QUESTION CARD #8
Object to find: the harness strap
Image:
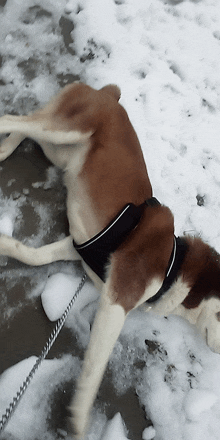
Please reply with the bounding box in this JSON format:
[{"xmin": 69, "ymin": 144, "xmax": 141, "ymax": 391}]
[{"xmin": 146, "ymin": 236, "xmax": 189, "ymax": 304}]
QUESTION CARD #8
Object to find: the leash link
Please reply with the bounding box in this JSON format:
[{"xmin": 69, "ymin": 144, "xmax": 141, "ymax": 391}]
[{"xmin": 0, "ymin": 272, "xmax": 87, "ymax": 435}]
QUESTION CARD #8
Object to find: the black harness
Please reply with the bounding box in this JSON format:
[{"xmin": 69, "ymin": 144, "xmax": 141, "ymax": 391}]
[{"xmin": 73, "ymin": 197, "xmax": 188, "ymax": 304}]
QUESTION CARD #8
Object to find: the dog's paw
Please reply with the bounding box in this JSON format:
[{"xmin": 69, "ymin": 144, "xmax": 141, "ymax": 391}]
[
  {"xmin": 0, "ymin": 136, "xmax": 15, "ymax": 161},
  {"xmin": 0, "ymin": 133, "xmax": 24, "ymax": 161},
  {"xmin": 67, "ymin": 405, "xmax": 88, "ymax": 440},
  {"xmin": 0, "ymin": 234, "xmax": 11, "ymax": 265},
  {"xmin": 0, "ymin": 135, "xmax": 10, "ymax": 160},
  {"xmin": 0, "ymin": 233, "xmax": 13, "ymax": 254},
  {"xmin": 67, "ymin": 416, "xmax": 85, "ymax": 440}
]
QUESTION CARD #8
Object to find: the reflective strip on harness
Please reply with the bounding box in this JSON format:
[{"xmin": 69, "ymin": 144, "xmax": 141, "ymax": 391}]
[
  {"xmin": 73, "ymin": 197, "xmax": 160, "ymax": 281},
  {"xmin": 146, "ymin": 236, "xmax": 189, "ymax": 304}
]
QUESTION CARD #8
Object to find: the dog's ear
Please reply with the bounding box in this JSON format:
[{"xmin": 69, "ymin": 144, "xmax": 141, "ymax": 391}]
[{"xmin": 100, "ymin": 84, "xmax": 121, "ymax": 101}]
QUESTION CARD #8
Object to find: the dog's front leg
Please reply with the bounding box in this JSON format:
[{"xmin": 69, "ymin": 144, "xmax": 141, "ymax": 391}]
[
  {"xmin": 0, "ymin": 234, "xmax": 80, "ymax": 265},
  {"xmin": 70, "ymin": 282, "xmax": 126, "ymax": 438}
]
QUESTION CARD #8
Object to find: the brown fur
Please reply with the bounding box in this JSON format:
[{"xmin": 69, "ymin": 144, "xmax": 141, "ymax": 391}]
[
  {"xmin": 110, "ymin": 206, "xmax": 174, "ymax": 312},
  {"xmin": 182, "ymin": 236, "xmax": 220, "ymax": 309}
]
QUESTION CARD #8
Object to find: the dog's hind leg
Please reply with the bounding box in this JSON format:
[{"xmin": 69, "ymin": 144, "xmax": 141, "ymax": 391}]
[
  {"xmin": 0, "ymin": 234, "xmax": 79, "ymax": 265},
  {"xmin": 70, "ymin": 281, "xmax": 126, "ymax": 438},
  {"xmin": 196, "ymin": 298, "xmax": 220, "ymax": 353},
  {"xmin": 0, "ymin": 114, "xmax": 93, "ymax": 147},
  {"xmin": 0, "ymin": 133, "xmax": 25, "ymax": 161}
]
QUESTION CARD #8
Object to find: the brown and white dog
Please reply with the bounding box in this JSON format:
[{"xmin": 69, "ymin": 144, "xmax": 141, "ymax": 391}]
[{"xmin": 0, "ymin": 82, "xmax": 220, "ymax": 438}]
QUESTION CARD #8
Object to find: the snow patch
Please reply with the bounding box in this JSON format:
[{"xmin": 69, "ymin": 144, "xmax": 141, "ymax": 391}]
[
  {"xmin": 184, "ymin": 389, "xmax": 219, "ymax": 422},
  {"xmin": 0, "ymin": 214, "xmax": 14, "ymax": 236},
  {"xmin": 41, "ymin": 272, "xmax": 80, "ymax": 321},
  {"xmin": 101, "ymin": 413, "xmax": 128, "ymax": 440}
]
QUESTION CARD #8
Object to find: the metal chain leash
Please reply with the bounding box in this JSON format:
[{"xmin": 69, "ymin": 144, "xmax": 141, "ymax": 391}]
[{"xmin": 0, "ymin": 272, "xmax": 87, "ymax": 435}]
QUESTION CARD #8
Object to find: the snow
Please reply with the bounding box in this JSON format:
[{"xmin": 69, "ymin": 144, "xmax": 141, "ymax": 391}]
[
  {"xmin": 183, "ymin": 389, "xmax": 218, "ymax": 421},
  {"xmin": 1, "ymin": 0, "xmax": 220, "ymax": 439},
  {"xmin": 41, "ymin": 272, "xmax": 81, "ymax": 321},
  {"xmin": 142, "ymin": 426, "xmax": 156, "ymax": 440},
  {"xmin": 101, "ymin": 413, "xmax": 128, "ymax": 440},
  {"xmin": 0, "ymin": 355, "xmax": 81, "ymax": 440},
  {"xmin": 41, "ymin": 272, "xmax": 99, "ymax": 347},
  {"xmin": 0, "ymin": 213, "xmax": 13, "ymax": 236}
]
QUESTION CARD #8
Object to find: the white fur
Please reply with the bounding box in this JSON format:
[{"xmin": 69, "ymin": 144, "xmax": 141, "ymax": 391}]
[
  {"xmin": 145, "ymin": 277, "xmax": 190, "ymax": 316},
  {"xmin": 0, "ymin": 117, "xmax": 93, "ymax": 145},
  {"xmin": 135, "ymin": 278, "xmax": 163, "ymax": 308},
  {"xmin": 0, "ymin": 234, "xmax": 78, "ymax": 265},
  {"xmin": 70, "ymin": 286, "xmax": 126, "ymax": 437}
]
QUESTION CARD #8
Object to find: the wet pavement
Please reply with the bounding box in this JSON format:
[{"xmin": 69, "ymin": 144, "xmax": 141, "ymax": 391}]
[
  {"xmin": 0, "ymin": 2, "xmax": 150, "ymax": 436},
  {"xmin": 0, "ymin": 140, "xmax": 149, "ymax": 439}
]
